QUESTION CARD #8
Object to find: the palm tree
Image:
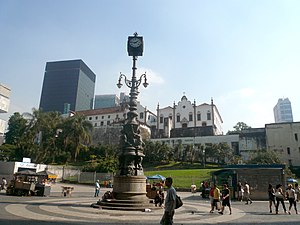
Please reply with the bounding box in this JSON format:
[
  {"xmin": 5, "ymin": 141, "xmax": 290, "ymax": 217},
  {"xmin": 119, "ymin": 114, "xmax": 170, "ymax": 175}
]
[
  {"xmin": 23, "ymin": 108, "xmax": 63, "ymax": 163},
  {"xmin": 62, "ymin": 114, "xmax": 93, "ymax": 162}
]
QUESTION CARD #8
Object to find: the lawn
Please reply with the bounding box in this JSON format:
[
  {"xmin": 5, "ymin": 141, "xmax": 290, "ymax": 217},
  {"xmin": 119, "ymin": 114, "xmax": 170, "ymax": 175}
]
[{"xmin": 144, "ymin": 168, "xmax": 219, "ymax": 189}]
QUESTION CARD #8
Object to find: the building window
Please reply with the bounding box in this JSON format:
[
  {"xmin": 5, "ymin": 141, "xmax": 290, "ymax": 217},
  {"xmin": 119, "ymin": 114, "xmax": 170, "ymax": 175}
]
[
  {"xmin": 160, "ymin": 116, "xmax": 163, "ymax": 124},
  {"xmin": 94, "ymin": 123, "xmax": 97, "ymax": 127},
  {"xmin": 189, "ymin": 113, "xmax": 193, "ymax": 121},
  {"xmin": 207, "ymin": 112, "xmax": 211, "ymax": 120},
  {"xmin": 177, "ymin": 114, "xmax": 180, "ymax": 122},
  {"xmin": 95, "ymin": 116, "xmax": 98, "ymax": 120},
  {"xmin": 295, "ymin": 133, "xmax": 298, "ymax": 141},
  {"xmin": 89, "ymin": 117, "xmax": 92, "ymax": 120},
  {"xmin": 164, "ymin": 118, "xmax": 169, "ymax": 126},
  {"xmin": 197, "ymin": 113, "xmax": 201, "ymax": 121},
  {"xmin": 107, "ymin": 121, "xmax": 110, "ymax": 125},
  {"xmin": 202, "ymin": 122, "xmax": 207, "ymax": 126},
  {"xmin": 288, "ymin": 159, "xmax": 293, "ymax": 166},
  {"xmin": 100, "ymin": 121, "xmax": 104, "ymax": 126},
  {"xmin": 108, "ymin": 115, "xmax": 111, "ymax": 119},
  {"xmin": 140, "ymin": 112, "xmax": 144, "ymax": 119},
  {"xmin": 102, "ymin": 116, "xmax": 104, "ymax": 119},
  {"xmin": 287, "ymin": 147, "xmax": 291, "ymax": 155}
]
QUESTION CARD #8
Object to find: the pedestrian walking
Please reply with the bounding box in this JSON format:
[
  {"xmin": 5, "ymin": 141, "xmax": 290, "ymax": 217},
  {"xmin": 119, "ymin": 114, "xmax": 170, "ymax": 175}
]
[
  {"xmin": 210, "ymin": 184, "xmax": 221, "ymax": 213},
  {"xmin": 286, "ymin": 184, "xmax": 298, "ymax": 214},
  {"xmin": 295, "ymin": 183, "xmax": 300, "ymax": 202},
  {"xmin": 94, "ymin": 180, "xmax": 100, "ymax": 197},
  {"xmin": 160, "ymin": 177, "xmax": 176, "ymax": 225},
  {"xmin": 244, "ymin": 182, "xmax": 252, "ymax": 204},
  {"xmin": 237, "ymin": 182, "xmax": 244, "ymax": 202},
  {"xmin": 275, "ymin": 184, "xmax": 287, "ymax": 214},
  {"xmin": 218, "ymin": 184, "xmax": 232, "ymax": 215},
  {"xmin": 209, "ymin": 183, "xmax": 215, "ymax": 212},
  {"xmin": 268, "ymin": 183, "xmax": 276, "ymax": 213},
  {"xmin": 1, "ymin": 177, "xmax": 7, "ymax": 191}
]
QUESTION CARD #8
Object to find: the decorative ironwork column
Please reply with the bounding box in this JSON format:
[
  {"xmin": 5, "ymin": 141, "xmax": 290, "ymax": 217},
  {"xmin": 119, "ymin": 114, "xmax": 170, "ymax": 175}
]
[{"xmin": 117, "ymin": 55, "xmax": 148, "ymax": 176}]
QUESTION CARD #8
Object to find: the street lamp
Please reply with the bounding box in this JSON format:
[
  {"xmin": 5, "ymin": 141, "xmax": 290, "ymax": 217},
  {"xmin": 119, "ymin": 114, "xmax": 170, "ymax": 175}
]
[
  {"xmin": 203, "ymin": 148, "xmax": 206, "ymax": 168},
  {"xmin": 94, "ymin": 33, "xmax": 152, "ymax": 210},
  {"xmin": 116, "ymin": 33, "xmax": 148, "ymax": 176}
]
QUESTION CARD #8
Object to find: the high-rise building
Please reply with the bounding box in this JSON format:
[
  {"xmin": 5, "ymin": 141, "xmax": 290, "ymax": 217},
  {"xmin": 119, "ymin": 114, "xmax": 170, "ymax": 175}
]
[
  {"xmin": 273, "ymin": 98, "xmax": 293, "ymax": 123},
  {"xmin": 39, "ymin": 59, "xmax": 96, "ymax": 114},
  {"xmin": 94, "ymin": 94, "xmax": 120, "ymax": 109}
]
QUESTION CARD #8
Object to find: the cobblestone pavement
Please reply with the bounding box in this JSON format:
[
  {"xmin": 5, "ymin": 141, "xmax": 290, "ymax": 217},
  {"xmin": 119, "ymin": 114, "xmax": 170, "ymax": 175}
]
[{"xmin": 0, "ymin": 183, "xmax": 300, "ymax": 225}]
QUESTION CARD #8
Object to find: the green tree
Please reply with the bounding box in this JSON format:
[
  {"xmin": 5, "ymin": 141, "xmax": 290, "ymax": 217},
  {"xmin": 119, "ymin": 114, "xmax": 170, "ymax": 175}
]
[
  {"xmin": 247, "ymin": 149, "xmax": 282, "ymax": 164},
  {"xmin": 62, "ymin": 114, "xmax": 93, "ymax": 162},
  {"xmin": 5, "ymin": 112, "xmax": 27, "ymax": 145},
  {"xmin": 143, "ymin": 141, "xmax": 171, "ymax": 165},
  {"xmin": 227, "ymin": 122, "xmax": 251, "ymax": 134},
  {"xmin": 23, "ymin": 109, "xmax": 63, "ymax": 163},
  {"xmin": 204, "ymin": 143, "xmax": 233, "ymax": 166},
  {"xmin": 0, "ymin": 144, "xmax": 17, "ymax": 161}
]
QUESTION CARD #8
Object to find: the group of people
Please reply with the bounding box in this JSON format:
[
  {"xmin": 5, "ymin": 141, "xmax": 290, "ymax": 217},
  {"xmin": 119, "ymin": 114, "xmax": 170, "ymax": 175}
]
[
  {"xmin": 237, "ymin": 181, "xmax": 253, "ymax": 204},
  {"xmin": 209, "ymin": 183, "xmax": 232, "ymax": 215},
  {"xmin": 268, "ymin": 183, "xmax": 300, "ymax": 214}
]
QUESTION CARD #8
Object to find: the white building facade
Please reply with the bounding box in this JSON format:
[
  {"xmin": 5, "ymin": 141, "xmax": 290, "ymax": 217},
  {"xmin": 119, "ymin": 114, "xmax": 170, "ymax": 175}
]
[
  {"xmin": 0, "ymin": 83, "xmax": 11, "ymax": 143},
  {"xmin": 156, "ymin": 95, "xmax": 223, "ymax": 138}
]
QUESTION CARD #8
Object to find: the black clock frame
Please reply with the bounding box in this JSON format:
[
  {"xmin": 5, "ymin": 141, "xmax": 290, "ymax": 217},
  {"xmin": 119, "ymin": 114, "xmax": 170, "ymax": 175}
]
[{"xmin": 127, "ymin": 36, "xmax": 143, "ymax": 56}]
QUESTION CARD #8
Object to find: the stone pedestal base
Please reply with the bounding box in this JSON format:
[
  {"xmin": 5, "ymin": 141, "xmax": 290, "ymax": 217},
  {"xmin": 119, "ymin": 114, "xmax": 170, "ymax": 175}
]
[{"xmin": 96, "ymin": 175, "xmax": 156, "ymax": 211}]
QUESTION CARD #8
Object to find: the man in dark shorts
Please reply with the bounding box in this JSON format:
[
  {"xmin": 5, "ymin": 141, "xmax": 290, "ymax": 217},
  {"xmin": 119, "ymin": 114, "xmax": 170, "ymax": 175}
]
[{"xmin": 219, "ymin": 184, "xmax": 232, "ymax": 215}]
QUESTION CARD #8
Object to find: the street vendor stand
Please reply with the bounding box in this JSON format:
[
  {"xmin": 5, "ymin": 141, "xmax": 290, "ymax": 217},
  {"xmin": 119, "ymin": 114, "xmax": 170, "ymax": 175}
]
[
  {"xmin": 6, "ymin": 170, "xmax": 52, "ymax": 196},
  {"xmin": 146, "ymin": 174, "xmax": 165, "ymax": 199}
]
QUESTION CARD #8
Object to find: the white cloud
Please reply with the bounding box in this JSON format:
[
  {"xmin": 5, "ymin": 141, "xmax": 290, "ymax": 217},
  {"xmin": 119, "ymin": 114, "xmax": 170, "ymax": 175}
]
[{"xmin": 137, "ymin": 67, "xmax": 164, "ymax": 85}]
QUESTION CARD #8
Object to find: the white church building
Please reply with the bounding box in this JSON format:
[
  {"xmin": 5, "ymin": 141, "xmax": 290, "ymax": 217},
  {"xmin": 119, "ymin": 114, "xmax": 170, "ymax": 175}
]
[{"xmin": 155, "ymin": 94, "xmax": 223, "ymax": 138}]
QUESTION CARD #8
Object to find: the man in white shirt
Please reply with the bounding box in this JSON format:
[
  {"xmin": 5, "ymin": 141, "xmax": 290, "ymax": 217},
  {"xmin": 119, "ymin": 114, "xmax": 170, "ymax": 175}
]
[
  {"xmin": 160, "ymin": 177, "xmax": 176, "ymax": 225},
  {"xmin": 94, "ymin": 180, "xmax": 100, "ymax": 197},
  {"xmin": 244, "ymin": 182, "xmax": 252, "ymax": 204}
]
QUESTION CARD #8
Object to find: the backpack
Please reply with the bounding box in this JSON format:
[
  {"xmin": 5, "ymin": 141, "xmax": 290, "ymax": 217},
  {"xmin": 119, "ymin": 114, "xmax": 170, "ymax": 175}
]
[{"xmin": 175, "ymin": 195, "xmax": 183, "ymax": 209}]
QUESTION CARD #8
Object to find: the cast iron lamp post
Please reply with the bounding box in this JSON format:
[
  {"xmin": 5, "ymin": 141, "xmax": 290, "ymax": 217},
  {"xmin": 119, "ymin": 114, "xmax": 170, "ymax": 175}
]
[
  {"xmin": 96, "ymin": 33, "xmax": 153, "ymax": 210},
  {"xmin": 116, "ymin": 68, "xmax": 148, "ymax": 176}
]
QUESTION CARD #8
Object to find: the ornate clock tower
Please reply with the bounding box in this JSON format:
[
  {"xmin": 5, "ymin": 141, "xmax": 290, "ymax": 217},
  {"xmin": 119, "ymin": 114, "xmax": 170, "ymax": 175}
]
[{"xmin": 95, "ymin": 33, "xmax": 153, "ymax": 211}]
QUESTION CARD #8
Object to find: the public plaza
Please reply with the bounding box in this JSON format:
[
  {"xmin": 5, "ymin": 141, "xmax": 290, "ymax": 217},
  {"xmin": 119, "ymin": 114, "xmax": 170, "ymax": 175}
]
[{"xmin": 0, "ymin": 183, "xmax": 299, "ymax": 225}]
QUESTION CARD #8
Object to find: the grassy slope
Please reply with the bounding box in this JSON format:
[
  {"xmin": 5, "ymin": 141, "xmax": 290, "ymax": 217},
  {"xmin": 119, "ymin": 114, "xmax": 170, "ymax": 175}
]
[{"xmin": 144, "ymin": 168, "xmax": 219, "ymax": 189}]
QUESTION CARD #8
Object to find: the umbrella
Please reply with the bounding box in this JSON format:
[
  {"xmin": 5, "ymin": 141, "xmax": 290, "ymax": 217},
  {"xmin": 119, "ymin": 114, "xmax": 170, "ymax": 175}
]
[
  {"xmin": 146, "ymin": 174, "xmax": 166, "ymax": 181},
  {"xmin": 287, "ymin": 178, "xmax": 298, "ymax": 183}
]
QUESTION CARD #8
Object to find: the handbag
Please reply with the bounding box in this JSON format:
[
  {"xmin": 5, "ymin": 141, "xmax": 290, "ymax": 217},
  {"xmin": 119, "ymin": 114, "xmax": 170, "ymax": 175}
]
[
  {"xmin": 275, "ymin": 191, "xmax": 283, "ymax": 198},
  {"xmin": 175, "ymin": 195, "xmax": 183, "ymax": 209}
]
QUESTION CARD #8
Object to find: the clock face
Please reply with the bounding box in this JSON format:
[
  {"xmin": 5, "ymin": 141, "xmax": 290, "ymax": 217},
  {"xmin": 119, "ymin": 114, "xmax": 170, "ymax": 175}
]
[{"xmin": 129, "ymin": 37, "xmax": 142, "ymax": 48}]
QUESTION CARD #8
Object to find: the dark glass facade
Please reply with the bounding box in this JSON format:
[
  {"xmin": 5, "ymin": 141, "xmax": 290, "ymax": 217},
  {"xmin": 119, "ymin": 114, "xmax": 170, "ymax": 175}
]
[{"xmin": 39, "ymin": 59, "xmax": 96, "ymax": 113}]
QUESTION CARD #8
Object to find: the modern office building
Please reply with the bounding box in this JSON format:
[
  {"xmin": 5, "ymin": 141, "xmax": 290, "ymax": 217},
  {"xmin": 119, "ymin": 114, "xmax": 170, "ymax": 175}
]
[
  {"xmin": 273, "ymin": 98, "xmax": 293, "ymax": 123},
  {"xmin": 94, "ymin": 94, "xmax": 120, "ymax": 109},
  {"xmin": 39, "ymin": 59, "xmax": 96, "ymax": 114},
  {"xmin": 0, "ymin": 83, "xmax": 11, "ymax": 143}
]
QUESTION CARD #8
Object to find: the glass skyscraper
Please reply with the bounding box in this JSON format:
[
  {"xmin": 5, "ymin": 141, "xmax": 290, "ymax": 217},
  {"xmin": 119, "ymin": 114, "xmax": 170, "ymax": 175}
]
[
  {"xmin": 273, "ymin": 98, "xmax": 293, "ymax": 123},
  {"xmin": 39, "ymin": 59, "xmax": 96, "ymax": 113}
]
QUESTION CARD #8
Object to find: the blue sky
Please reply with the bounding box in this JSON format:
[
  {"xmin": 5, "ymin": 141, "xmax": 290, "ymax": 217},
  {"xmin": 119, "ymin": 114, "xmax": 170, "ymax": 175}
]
[{"xmin": 1, "ymin": 0, "xmax": 299, "ymax": 133}]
